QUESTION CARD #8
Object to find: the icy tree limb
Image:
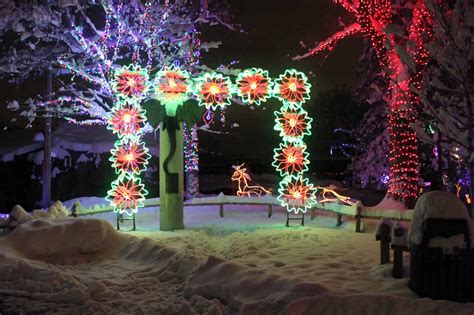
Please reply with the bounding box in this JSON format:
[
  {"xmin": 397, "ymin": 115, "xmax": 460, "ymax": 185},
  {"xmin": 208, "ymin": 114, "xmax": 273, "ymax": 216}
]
[{"xmin": 293, "ymin": 23, "xmax": 362, "ymax": 60}]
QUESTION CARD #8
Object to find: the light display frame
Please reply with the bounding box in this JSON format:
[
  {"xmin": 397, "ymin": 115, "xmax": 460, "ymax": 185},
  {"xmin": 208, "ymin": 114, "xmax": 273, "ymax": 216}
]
[{"xmin": 106, "ymin": 65, "xmax": 316, "ymax": 215}]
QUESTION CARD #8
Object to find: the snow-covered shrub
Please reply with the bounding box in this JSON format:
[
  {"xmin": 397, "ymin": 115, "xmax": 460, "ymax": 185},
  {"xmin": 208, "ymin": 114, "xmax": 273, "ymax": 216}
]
[
  {"xmin": 8, "ymin": 201, "xmax": 69, "ymax": 229},
  {"xmin": 408, "ymin": 191, "xmax": 473, "ymax": 252}
]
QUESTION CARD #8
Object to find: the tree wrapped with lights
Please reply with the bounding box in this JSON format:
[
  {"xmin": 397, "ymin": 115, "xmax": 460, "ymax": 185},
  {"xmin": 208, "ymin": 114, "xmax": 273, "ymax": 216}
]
[
  {"xmin": 183, "ymin": 122, "xmax": 200, "ymax": 199},
  {"xmin": 295, "ymin": 0, "xmax": 433, "ymax": 207},
  {"xmin": 1, "ymin": 1, "xmax": 233, "ymax": 207},
  {"xmin": 54, "ymin": 1, "xmax": 203, "ymax": 125},
  {"xmin": 407, "ymin": 0, "xmax": 474, "ymax": 214}
]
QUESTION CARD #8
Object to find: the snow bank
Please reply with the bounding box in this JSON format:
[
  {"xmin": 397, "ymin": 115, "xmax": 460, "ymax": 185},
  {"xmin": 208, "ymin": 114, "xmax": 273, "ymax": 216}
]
[
  {"xmin": 186, "ymin": 255, "xmax": 329, "ymax": 313},
  {"xmin": 372, "ymin": 195, "xmax": 407, "ymax": 211},
  {"xmin": 0, "ymin": 217, "xmax": 328, "ymax": 313},
  {"xmin": 408, "ymin": 191, "xmax": 473, "ymax": 250},
  {"xmin": 9, "ymin": 201, "xmax": 69, "ymax": 228},
  {"xmin": 285, "ymin": 294, "xmax": 474, "ymax": 315},
  {"xmin": 1, "ymin": 218, "xmax": 125, "ymax": 264},
  {"xmin": 1, "ymin": 213, "xmax": 472, "ymax": 313}
]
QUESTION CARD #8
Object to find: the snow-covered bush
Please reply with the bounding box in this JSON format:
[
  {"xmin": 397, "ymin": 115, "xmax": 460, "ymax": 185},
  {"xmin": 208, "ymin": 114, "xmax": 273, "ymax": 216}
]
[
  {"xmin": 8, "ymin": 201, "xmax": 69, "ymax": 229},
  {"xmin": 408, "ymin": 191, "xmax": 473, "ymax": 252}
]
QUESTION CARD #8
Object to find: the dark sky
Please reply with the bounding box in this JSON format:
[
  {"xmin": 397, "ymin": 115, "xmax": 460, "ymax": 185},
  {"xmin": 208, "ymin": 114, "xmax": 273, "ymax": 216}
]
[
  {"xmin": 203, "ymin": 0, "xmax": 364, "ymax": 95},
  {"xmin": 199, "ymin": 0, "xmax": 365, "ymax": 173}
]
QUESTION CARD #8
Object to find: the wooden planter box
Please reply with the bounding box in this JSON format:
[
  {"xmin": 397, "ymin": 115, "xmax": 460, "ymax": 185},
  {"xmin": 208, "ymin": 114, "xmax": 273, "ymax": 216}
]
[
  {"xmin": 408, "ymin": 248, "xmax": 473, "ymax": 302},
  {"xmin": 408, "ymin": 218, "xmax": 473, "ymax": 302}
]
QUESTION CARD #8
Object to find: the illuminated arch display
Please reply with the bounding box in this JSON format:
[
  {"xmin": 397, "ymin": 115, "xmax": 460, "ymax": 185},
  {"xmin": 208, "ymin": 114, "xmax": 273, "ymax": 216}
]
[
  {"xmin": 108, "ymin": 65, "xmax": 316, "ymax": 215},
  {"xmin": 107, "ymin": 65, "xmax": 150, "ymax": 215}
]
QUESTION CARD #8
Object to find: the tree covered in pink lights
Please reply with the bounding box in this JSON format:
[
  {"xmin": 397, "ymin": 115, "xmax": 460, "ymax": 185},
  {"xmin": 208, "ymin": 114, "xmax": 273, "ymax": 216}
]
[
  {"xmin": 296, "ymin": 0, "xmax": 434, "ymax": 206},
  {"xmin": 408, "ymin": 0, "xmax": 474, "ymax": 213},
  {"xmin": 0, "ymin": 0, "xmax": 230, "ymax": 125}
]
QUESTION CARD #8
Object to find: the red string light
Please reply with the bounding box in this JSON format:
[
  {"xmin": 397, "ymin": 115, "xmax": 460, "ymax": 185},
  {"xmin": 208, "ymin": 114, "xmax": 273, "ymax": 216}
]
[{"xmin": 301, "ymin": 0, "xmax": 433, "ymax": 204}]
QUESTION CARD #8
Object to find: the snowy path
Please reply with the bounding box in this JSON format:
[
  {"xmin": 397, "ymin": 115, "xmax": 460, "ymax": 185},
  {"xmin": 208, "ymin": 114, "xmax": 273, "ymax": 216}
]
[{"xmin": 0, "ymin": 206, "xmax": 473, "ymax": 314}]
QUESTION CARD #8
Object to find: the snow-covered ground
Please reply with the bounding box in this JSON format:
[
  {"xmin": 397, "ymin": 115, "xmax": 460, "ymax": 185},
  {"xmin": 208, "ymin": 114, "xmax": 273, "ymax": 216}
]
[{"xmin": 1, "ymin": 205, "xmax": 472, "ymax": 314}]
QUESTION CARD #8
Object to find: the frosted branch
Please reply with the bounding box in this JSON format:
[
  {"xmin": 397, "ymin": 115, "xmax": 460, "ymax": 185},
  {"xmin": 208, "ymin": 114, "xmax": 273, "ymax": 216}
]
[{"xmin": 293, "ymin": 23, "xmax": 361, "ymax": 60}]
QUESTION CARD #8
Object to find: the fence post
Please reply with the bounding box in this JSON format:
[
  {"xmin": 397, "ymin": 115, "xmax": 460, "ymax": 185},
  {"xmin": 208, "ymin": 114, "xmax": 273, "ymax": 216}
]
[
  {"xmin": 355, "ymin": 205, "xmax": 362, "ymax": 233},
  {"xmin": 392, "ymin": 226, "xmax": 406, "ymax": 278},
  {"xmin": 219, "ymin": 204, "xmax": 224, "ymax": 218},
  {"xmin": 377, "ymin": 222, "xmax": 391, "ymax": 264}
]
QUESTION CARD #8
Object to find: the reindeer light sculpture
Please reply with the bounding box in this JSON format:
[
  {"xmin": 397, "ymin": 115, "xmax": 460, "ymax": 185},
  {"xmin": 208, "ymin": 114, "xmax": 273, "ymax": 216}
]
[
  {"xmin": 232, "ymin": 164, "xmax": 272, "ymax": 197},
  {"xmin": 316, "ymin": 186, "xmax": 355, "ymax": 206}
]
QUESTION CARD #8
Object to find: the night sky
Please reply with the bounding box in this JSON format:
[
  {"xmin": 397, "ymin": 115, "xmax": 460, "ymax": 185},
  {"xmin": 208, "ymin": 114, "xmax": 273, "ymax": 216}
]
[{"xmin": 204, "ymin": 0, "xmax": 364, "ymax": 94}]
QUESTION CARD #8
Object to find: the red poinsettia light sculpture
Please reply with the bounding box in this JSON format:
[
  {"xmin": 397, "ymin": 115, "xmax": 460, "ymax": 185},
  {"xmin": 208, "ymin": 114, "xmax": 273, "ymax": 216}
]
[
  {"xmin": 274, "ymin": 108, "xmax": 312, "ymax": 143},
  {"xmin": 274, "ymin": 69, "xmax": 311, "ymax": 107},
  {"xmin": 108, "ymin": 102, "xmax": 146, "ymax": 138},
  {"xmin": 154, "ymin": 66, "xmax": 191, "ymax": 113},
  {"xmin": 110, "ymin": 141, "xmax": 150, "ymax": 175},
  {"xmin": 278, "ymin": 176, "xmax": 316, "ymax": 213},
  {"xmin": 194, "ymin": 73, "xmax": 232, "ymax": 109},
  {"xmin": 236, "ymin": 68, "xmax": 273, "ymax": 105},
  {"xmin": 273, "ymin": 143, "xmax": 309, "ymax": 177},
  {"xmin": 113, "ymin": 65, "xmax": 149, "ymax": 99},
  {"xmin": 107, "ymin": 176, "xmax": 147, "ymax": 214}
]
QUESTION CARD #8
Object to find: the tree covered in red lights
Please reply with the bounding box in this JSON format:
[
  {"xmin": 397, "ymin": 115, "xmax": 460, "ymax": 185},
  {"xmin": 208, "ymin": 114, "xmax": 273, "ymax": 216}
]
[
  {"xmin": 406, "ymin": 0, "xmax": 474, "ymax": 214},
  {"xmin": 296, "ymin": 0, "xmax": 433, "ymax": 206}
]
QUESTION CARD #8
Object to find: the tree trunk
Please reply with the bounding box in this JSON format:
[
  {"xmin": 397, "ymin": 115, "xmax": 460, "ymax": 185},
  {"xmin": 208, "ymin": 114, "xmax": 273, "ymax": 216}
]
[
  {"xmin": 42, "ymin": 68, "xmax": 53, "ymax": 209},
  {"xmin": 184, "ymin": 123, "xmax": 199, "ymax": 199},
  {"xmin": 436, "ymin": 131, "xmax": 444, "ymax": 191},
  {"xmin": 185, "ymin": 170, "xmax": 199, "ymax": 199},
  {"xmin": 468, "ymin": 162, "xmax": 474, "ymax": 218},
  {"xmin": 466, "ymin": 84, "xmax": 473, "ymax": 218},
  {"xmin": 159, "ymin": 123, "xmax": 184, "ymax": 230}
]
